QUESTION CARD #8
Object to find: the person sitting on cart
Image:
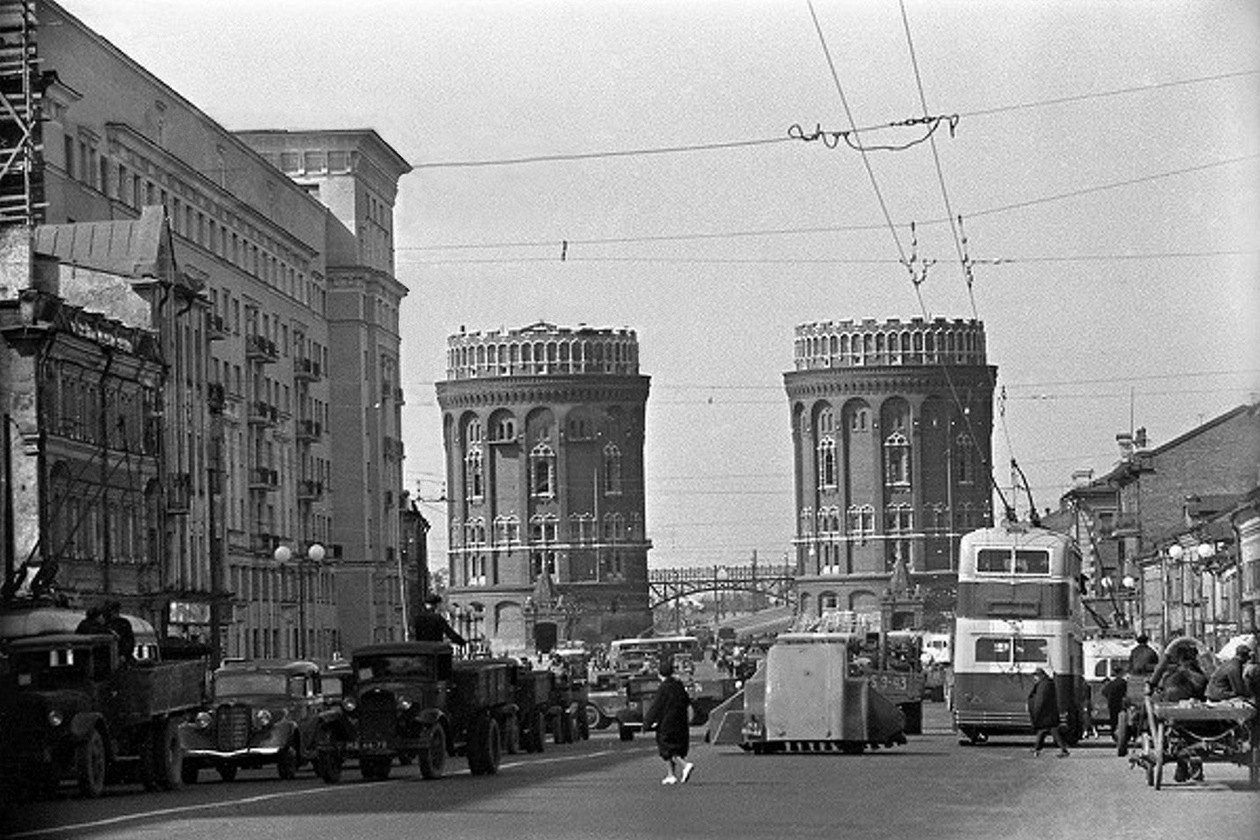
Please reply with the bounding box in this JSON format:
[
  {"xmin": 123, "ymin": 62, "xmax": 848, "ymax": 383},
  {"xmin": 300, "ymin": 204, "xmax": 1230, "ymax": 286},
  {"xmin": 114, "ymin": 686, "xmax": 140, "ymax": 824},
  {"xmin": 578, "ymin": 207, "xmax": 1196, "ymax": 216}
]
[
  {"xmin": 1147, "ymin": 638, "xmax": 1208, "ymax": 702},
  {"xmin": 1206, "ymin": 644, "xmax": 1253, "ymax": 702},
  {"xmin": 1128, "ymin": 634, "xmax": 1159, "ymax": 675}
]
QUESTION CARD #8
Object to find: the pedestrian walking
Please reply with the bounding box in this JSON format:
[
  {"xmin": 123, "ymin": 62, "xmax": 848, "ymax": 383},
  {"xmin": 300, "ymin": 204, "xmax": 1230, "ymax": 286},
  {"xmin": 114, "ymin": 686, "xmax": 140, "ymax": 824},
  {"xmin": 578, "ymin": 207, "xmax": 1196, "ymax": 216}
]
[
  {"xmin": 1027, "ymin": 668, "xmax": 1069, "ymax": 757},
  {"xmin": 643, "ymin": 658, "xmax": 694, "ymax": 785}
]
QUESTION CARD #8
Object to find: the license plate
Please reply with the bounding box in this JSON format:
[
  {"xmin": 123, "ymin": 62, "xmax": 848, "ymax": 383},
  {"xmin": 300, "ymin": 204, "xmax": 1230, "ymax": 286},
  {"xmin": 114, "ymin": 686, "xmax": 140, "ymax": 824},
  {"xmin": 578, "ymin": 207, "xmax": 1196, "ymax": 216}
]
[
  {"xmin": 361, "ymin": 740, "xmax": 388, "ymax": 751},
  {"xmin": 873, "ymin": 675, "xmax": 907, "ymax": 692}
]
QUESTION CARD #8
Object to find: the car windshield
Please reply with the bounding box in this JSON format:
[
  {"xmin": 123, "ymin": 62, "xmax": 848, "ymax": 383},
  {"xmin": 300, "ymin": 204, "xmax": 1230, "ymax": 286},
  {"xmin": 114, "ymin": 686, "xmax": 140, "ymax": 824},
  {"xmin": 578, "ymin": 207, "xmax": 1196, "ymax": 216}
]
[
  {"xmin": 355, "ymin": 655, "xmax": 435, "ymax": 681},
  {"xmin": 215, "ymin": 672, "xmax": 289, "ymax": 698}
]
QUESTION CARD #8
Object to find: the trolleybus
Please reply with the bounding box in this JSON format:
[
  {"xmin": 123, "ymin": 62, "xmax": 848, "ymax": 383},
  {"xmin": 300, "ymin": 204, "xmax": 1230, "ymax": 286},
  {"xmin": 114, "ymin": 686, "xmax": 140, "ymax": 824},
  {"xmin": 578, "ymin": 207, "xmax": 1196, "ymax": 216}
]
[{"xmin": 951, "ymin": 521, "xmax": 1088, "ymax": 745}]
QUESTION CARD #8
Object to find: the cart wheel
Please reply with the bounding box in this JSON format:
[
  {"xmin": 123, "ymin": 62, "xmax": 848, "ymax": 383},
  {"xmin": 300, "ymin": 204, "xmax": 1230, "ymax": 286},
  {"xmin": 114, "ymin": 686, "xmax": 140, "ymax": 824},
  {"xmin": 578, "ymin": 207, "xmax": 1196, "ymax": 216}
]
[
  {"xmin": 1153, "ymin": 722, "xmax": 1165, "ymax": 790},
  {"xmin": 1249, "ymin": 732, "xmax": 1260, "ymax": 789},
  {"xmin": 1115, "ymin": 713, "xmax": 1129, "ymax": 757},
  {"xmin": 1141, "ymin": 731, "xmax": 1154, "ymax": 786}
]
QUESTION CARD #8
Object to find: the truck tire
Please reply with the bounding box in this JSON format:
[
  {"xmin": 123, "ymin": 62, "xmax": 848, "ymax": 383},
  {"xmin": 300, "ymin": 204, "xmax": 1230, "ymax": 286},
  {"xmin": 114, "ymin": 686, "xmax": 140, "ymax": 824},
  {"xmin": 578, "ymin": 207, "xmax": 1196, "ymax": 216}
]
[
  {"xmin": 504, "ymin": 715, "xmax": 522, "ymax": 755},
  {"xmin": 277, "ymin": 744, "xmax": 298, "ymax": 780},
  {"xmin": 76, "ymin": 728, "xmax": 107, "ymax": 798},
  {"xmin": 584, "ymin": 703, "xmax": 604, "ymax": 731},
  {"xmin": 618, "ymin": 723, "xmax": 634, "ymax": 742},
  {"xmin": 900, "ymin": 702, "xmax": 923, "ymax": 736},
  {"xmin": 181, "ymin": 763, "xmax": 199, "ymax": 785},
  {"xmin": 218, "ymin": 764, "xmax": 239, "ymax": 783},
  {"xmin": 553, "ymin": 710, "xmax": 570, "ymax": 745},
  {"xmin": 153, "ymin": 717, "xmax": 185, "ymax": 791},
  {"xmin": 469, "ymin": 715, "xmax": 502, "ymax": 776},
  {"xmin": 315, "ymin": 749, "xmax": 343, "ymax": 784},
  {"xmin": 419, "ymin": 726, "xmax": 447, "ymax": 780},
  {"xmin": 531, "ymin": 710, "xmax": 546, "ymax": 753}
]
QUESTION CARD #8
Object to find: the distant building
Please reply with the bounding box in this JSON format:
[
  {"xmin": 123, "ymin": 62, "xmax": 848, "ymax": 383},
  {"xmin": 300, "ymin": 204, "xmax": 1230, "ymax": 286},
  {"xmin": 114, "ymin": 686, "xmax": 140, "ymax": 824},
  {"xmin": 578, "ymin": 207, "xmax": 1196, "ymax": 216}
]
[
  {"xmin": 783, "ymin": 317, "xmax": 997, "ymax": 626},
  {"xmin": 2, "ymin": 1, "xmax": 413, "ymax": 658},
  {"xmin": 436, "ymin": 322, "xmax": 652, "ymax": 653}
]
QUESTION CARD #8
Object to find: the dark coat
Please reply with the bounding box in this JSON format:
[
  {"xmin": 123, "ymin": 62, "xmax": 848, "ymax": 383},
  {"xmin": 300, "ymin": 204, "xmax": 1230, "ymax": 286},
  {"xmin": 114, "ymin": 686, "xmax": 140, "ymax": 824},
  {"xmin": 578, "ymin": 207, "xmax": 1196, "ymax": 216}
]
[
  {"xmin": 1128, "ymin": 644, "xmax": 1159, "ymax": 675},
  {"xmin": 643, "ymin": 675, "xmax": 691, "ymax": 759},
  {"xmin": 412, "ymin": 610, "xmax": 465, "ymax": 644},
  {"xmin": 1205, "ymin": 657, "xmax": 1249, "ymax": 701},
  {"xmin": 1027, "ymin": 674, "xmax": 1060, "ymax": 731}
]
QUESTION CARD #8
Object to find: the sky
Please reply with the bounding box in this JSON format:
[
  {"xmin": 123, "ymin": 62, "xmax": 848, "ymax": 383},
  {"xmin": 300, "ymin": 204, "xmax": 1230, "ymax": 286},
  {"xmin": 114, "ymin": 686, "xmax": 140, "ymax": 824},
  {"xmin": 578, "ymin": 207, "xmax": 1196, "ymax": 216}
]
[{"xmin": 62, "ymin": 0, "xmax": 1260, "ymax": 574}]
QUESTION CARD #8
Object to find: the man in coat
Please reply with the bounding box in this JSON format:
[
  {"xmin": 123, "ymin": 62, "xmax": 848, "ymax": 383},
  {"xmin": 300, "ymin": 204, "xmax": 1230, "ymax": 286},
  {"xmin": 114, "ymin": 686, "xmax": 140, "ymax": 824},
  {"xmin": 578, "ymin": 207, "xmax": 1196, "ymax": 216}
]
[
  {"xmin": 1206, "ymin": 644, "xmax": 1253, "ymax": 701},
  {"xmin": 1128, "ymin": 634, "xmax": 1159, "ymax": 675},
  {"xmin": 1027, "ymin": 668, "xmax": 1069, "ymax": 757},
  {"xmin": 412, "ymin": 594, "xmax": 466, "ymax": 645},
  {"xmin": 643, "ymin": 657, "xmax": 694, "ymax": 785}
]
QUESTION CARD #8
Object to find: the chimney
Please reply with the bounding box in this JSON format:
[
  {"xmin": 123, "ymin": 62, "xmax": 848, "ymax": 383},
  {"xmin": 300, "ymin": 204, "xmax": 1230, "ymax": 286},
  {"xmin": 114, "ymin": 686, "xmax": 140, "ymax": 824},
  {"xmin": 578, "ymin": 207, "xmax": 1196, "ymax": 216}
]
[
  {"xmin": 1116, "ymin": 432, "xmax": 1134, "ymax": 460},
  {"xmin": 1134, "ymin": 427, "xmax": 1148, "ymax": 450},
  {"xmin": 1071, "ymin": 468, "xmax": 1094, "ymax": 488}
]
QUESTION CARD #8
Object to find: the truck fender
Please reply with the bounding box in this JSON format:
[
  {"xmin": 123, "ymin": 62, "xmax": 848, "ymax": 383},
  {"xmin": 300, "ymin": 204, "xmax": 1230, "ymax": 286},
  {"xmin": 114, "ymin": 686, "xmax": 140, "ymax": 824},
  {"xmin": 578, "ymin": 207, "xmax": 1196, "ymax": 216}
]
[
  {"xmin": 316, "ymin": 710, "xmax": 353, "ymax": 742},
  {"xmin": 69, "ymin": 711, "xmax": 106, "ymax": 743}
]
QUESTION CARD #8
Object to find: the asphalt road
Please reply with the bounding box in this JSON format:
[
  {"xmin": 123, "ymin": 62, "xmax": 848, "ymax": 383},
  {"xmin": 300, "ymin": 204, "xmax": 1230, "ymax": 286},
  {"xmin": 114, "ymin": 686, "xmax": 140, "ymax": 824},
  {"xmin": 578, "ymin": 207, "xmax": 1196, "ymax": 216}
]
[{"xmin": 3, "ymin": 703, "xmax": 1258, "ymax": 840}]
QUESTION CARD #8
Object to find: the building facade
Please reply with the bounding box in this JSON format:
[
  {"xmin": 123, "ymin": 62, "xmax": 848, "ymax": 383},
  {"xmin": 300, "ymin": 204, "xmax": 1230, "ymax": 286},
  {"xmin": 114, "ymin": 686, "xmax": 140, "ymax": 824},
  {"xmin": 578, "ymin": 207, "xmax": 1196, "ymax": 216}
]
[
  {"xmin": 436, "ymin": 322, "xmax": 652, "ymax": 654},
  {"xmin": 15, "ymin": 1, "xmax": 412, "ymax": 658},
  {"xmin": 784, "ymin": 317, "xmax": 996, "ymax": 627}
]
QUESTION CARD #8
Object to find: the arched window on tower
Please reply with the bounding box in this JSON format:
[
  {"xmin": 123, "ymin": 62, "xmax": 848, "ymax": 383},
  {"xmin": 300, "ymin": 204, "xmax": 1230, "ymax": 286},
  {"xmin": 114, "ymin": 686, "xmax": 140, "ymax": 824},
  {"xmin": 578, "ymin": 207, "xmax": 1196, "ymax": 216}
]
[
  {"xmin": 603, "ymin": 443, "xmax": 622, "ymax": 495},
  {"xmin": 955, "ymin": 433, "xmax": 975, "ymax": 485},
  {"xmin": 817, "ymin": 437, "xmax": 836, "ymax": 489},
  {"xmin": 464, "ymin": 449, "xmax": 484, "ymax": 500},
  {"xmin": 884, "ymin": 430, "xmax": 911, "ymax": 488},
  {"xmin": 530, "ymin": 443, "xmax": 555, "ymax": 497}
]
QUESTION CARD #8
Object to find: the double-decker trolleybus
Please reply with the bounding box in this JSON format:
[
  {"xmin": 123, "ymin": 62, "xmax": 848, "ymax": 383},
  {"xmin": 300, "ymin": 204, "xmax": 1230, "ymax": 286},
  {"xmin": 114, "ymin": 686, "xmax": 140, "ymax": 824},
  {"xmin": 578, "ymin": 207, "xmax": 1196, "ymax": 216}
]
[{"xmin": 952, "ymin": 521, "xmax": 1088, "ymax": 745}]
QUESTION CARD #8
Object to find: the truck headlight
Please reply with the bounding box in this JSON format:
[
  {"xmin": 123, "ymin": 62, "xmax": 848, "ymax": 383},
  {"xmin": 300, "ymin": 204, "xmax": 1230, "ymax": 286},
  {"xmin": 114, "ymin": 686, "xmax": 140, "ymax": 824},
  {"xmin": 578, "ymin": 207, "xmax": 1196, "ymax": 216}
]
[
  {"xmin": 254, "ymin": 709, "xmax": 272, "ymax": 728},
  {"xmin": 196, "ymin": 711, "xmax": 213, "ymax": 729},
  {"xmin": 47, "ymin": 709, "xmax": 64, "ymax": 727},
  {"xmin": 396, "ymin": 696, "xmax": 412, "ymax": 711},
  {"xmin": 343, "ymin": 697, "xmax": 357, "ymax": 712}
]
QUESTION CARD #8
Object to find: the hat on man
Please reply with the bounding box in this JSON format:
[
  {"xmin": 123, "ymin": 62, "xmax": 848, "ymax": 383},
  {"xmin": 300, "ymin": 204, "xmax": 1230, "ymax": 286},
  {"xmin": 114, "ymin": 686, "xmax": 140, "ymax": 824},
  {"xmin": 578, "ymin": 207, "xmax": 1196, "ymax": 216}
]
[
  {"xmin": 425, "ymin": 593, "xmax": 443, "ymax": 606},
  {"xmin": 1238, "ymin": 645, "xmax": 1252, "ymax": 660},
  {"xmin": 658, "ymin": 658, "xmax": 675, "ymax": 677}
]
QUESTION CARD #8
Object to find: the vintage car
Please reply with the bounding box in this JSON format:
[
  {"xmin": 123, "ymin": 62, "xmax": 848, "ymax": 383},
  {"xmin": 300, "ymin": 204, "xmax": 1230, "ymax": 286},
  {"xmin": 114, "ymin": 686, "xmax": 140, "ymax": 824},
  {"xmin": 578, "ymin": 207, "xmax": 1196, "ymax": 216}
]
[{"xmin": 178, "ymin": 659, "xmax": 324, "ymax": 782}]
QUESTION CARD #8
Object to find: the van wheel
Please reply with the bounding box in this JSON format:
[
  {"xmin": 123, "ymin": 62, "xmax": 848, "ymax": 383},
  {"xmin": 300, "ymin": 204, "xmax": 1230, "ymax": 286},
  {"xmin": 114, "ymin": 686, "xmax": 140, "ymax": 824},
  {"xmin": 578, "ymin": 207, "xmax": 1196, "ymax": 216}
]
[{"xmin": 76, "ymin": 729, "xmax": 107, "ymax": 798}]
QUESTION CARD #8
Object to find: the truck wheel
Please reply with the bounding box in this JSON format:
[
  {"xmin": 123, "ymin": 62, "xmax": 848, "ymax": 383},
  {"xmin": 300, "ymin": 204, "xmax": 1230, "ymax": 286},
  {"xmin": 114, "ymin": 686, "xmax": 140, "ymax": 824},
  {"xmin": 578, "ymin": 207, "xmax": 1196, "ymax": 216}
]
[
  {"xmin": 470, "ymin": 716, "xmax": 502, "ymax": 776},
  {"xmin": 584, "ymin": 703, "xmax": 605, "ymax": 731},
  {"xmin": 900, "ymin": 702, "xmax": 923, "ymax": 736},
  {"xmin": 181, "ymin": 763, "xmax": 199, "ymax": 785},
  {"xmin": 277, "ymin": 744, "xmax": 298, "ymax": 780},
  {"xmin": 553, "ymin": 711, "xmax": 571, "ymax": 745},
  {"xmin": 315, "ymin": 749, "xmax": 343, "ymax": 784},
  {"xmin": 419, "ymin": 726, "xmax": 447, "ymax": 780},
  {"xmin": 218, "ymin": 765, "xmax": 239, "ymax": 783},
  {"xmin": 531, "ymin": 711, "xmax": 547, "ymax": 753},
  {"xmin": 618, "ymin": 723, "xmax": 634, "ymax": 742},
  {"xmin": 153, "ymin": 717, "xmax": 185, "ymax": 791},
  {"xmin": 76, "ymin": 728, "xmax": 107, "ymax": 798},
  {"xmin": 504, "ymin": 716, "xmax": 522, "ymax": 755}
]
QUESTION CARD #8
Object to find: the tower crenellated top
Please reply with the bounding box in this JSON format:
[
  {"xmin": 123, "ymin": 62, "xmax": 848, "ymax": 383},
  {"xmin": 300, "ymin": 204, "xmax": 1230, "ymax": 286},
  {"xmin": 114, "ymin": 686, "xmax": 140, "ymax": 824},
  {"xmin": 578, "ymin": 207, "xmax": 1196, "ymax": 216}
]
[
  {"xmin": 445, "ymin": 321, "xmax": 640, "ymax": 380},
  {"xmin": 792, "ymin": 316, "xmax": 987, "ymax": 371}
]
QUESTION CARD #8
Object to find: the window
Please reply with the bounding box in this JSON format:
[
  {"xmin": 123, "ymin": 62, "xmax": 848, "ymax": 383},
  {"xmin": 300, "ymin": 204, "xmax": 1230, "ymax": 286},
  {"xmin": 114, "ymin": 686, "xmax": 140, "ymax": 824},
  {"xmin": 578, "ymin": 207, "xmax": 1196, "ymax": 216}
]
[
  {"xmin": 884, "ymin": 430, "xmax": 911, "ymax": 487},
  {"xmin": 846, "ymin": 504, "xmax": 875, "ymax": 539},
  {"xmin": 817, "ymin": 437, "xmax": 836, "ymax": 488},
  {"xmin": 603, "ymin": 444, "xmax": 622, "ymax": 494},
  {"xmin": 530, "ymin": 514, "xmax": 558, "ymax": 544},
  {"xmin": 569, "ymin": 513, "xmax": 596, "ymax": 543},
  {"xmin": 464, "ymin": 449, "xmax": 483, "ymax": 500},
  {"xmin": 955, "ymin": 433, "xmax": 975, "ymax": 484},
  {"xmin": 530, "ymin": 443, "xmax": 555, "ymax": 497},
  {"xmin": 976, "ymin": 548, "xmax": 1050, "ymax": 575},
  {"xmin": 603, "ymin": 512, "xmax": 626, "ymax": 542},
  {"xmin": 974, "ymin": 636, "xmax": 1050, "ymax": 665}
]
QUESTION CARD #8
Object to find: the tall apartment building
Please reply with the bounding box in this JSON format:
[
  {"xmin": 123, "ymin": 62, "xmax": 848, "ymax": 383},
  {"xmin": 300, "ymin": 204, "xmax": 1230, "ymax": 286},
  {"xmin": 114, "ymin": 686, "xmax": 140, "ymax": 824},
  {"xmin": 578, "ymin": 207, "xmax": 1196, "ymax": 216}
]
[
  {"xmin": 436, "ymin": 322, "xmax": 653, "ymax": 654},
  {"xmin": 784, "ymin": 317, "xmax": 996, "ymax": 624},
  {"xmin": 18, "ymin": 0, "xmax": 411, "ymax": 658}
]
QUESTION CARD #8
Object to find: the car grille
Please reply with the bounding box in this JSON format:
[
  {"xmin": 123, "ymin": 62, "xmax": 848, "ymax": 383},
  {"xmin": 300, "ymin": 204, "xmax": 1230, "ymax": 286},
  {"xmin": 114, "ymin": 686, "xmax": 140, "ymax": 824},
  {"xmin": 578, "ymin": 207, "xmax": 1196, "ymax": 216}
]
[
  {"xmin": 358, "ymin": 689, "xmax": 397, "ymax": 742},
  {"xmin": 215, "ymin": 703, "xmax": 251, "ymax": 751}
]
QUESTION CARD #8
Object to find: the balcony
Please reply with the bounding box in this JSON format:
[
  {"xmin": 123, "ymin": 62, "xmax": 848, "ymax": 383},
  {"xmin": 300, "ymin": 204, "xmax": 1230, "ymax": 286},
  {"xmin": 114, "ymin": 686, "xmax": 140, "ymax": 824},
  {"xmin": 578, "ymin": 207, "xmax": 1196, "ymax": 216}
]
[
  {"xmin": 249, "ymin": 467, "xmax": 279, "ymax": 492},
  {"xmin": 167, "ymin": 472, "xmax": 191, "ymax": 514},
  {"xmin": 247, "ymin": 400, "xmax": 278, "ymax": 426},
  {"xmin": 294, "ymin": 357, "xmax": 323, "ymax": 381},
  {"xmin": 295, "ymin": 418, "xmax": 323, "ymax": 443},
  {"xmin": 207, "ymin": 313, "xmax": 228, "ymax": 341},
  {"xmin": 245, "ymin": 334, "xmax": 279, "ymax": 363},
  {"xmin": 297, "ymin": 479, "xmax": 324, "ymax": 502}
]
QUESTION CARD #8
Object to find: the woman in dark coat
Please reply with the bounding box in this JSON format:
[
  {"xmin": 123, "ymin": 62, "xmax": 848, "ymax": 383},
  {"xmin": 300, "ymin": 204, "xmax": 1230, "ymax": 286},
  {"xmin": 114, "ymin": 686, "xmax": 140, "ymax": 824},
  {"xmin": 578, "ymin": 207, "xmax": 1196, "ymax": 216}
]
[
  {"xmin": 643, "ymin": 657, "xmax": 694, "ymax": 785},
  {"xmin": 1027, "ymin": 668, "xmax": 1069, "ymax": 757}
]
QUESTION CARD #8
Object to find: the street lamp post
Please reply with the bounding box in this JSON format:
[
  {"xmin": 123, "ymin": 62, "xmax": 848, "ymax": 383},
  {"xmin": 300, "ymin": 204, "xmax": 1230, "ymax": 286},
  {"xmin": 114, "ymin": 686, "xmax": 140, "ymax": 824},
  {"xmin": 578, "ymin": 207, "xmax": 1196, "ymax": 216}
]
[{"xmin": 275, "ymin": 542, "xmax": 325, "ymax": 659}]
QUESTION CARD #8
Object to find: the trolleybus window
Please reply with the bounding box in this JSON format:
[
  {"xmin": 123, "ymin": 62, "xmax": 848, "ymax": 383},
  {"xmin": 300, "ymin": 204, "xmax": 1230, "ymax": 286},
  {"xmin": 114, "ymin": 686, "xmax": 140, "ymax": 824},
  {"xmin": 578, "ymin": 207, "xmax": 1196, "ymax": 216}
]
[
  {"xmin": 975, "ymin": 548, "xmax": 1050, "ymax": 575},
  {"xmin": 974, "ymin": 636, "xmax": 1050, "ymax": 664}
]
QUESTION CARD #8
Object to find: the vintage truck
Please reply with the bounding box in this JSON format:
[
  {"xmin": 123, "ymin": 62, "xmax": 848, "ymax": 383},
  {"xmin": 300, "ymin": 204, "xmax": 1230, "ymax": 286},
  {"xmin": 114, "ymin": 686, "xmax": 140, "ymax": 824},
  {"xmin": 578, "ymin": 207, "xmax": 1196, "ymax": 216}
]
[
  {"xmin": 0, "ymin": 629, "xmax": 205, "ymax": 797},
  {"xmin": 314, "ymin": 641, "xmax": 518, "ymax": 782},
  {"xmin": 178, "ymin": 659, "xmax": 325, "ymax": 782}
]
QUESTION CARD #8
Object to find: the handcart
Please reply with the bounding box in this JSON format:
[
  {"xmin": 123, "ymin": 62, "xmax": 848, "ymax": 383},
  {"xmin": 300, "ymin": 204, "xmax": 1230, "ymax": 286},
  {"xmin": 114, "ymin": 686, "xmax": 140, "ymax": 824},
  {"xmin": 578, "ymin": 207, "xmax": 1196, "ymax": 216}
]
[{"xmin": 1131, "ymin": 695, "xmax": 1259, "ymax": 789}]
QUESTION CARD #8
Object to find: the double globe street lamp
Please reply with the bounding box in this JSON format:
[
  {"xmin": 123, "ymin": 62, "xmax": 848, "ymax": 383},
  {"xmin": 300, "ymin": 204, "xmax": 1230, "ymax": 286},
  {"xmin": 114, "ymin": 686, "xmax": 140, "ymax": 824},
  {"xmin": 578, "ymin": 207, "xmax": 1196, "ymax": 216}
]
[{"xmin": 274, "ymin": 542, "xmax": 326, "ymax": 659}]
